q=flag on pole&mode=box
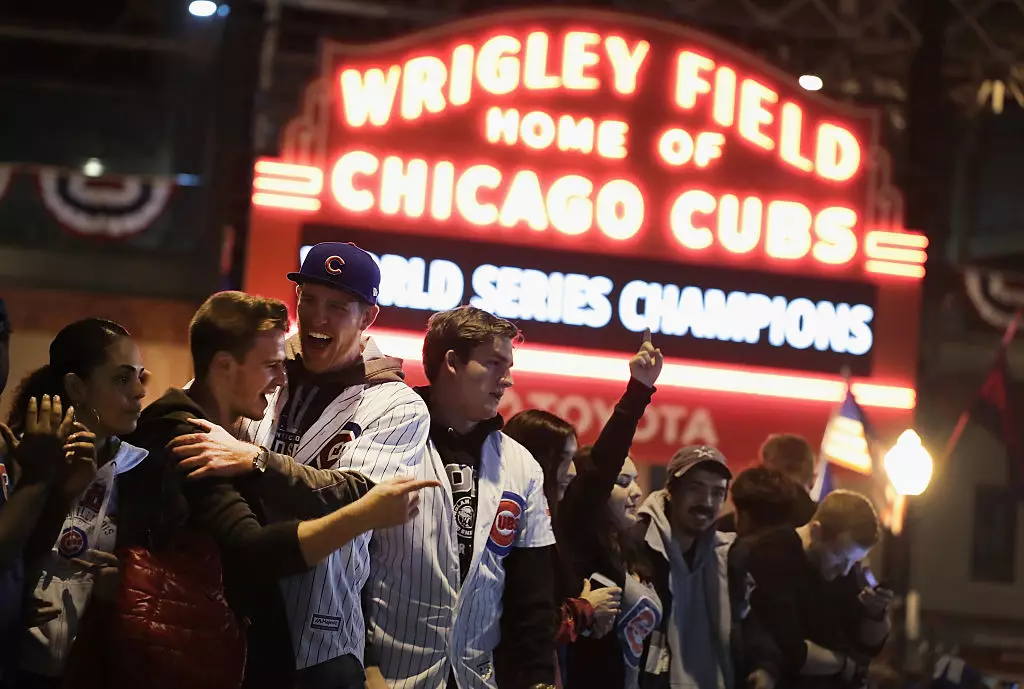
[969,349,1023,494]
[820,386,874,469]
[813,383,905,530]
[809,449,835,502]
[943,309,1022,496]
[813,386,872,501]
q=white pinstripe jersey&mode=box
[242,344,430,672]
[365,430,555,689]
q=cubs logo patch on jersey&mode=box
[58,526,89,559]
[487,491,525,557]
[316,422,363,470]
[619,597,661,668]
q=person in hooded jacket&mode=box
[161,245,437,689]
[116,291,433,689]
[636,445,781,689]
[364,305,556,689]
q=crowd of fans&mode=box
[0,241,918,689]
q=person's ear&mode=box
[210,351,236,380]
[360,304,379,331]
[809,520,824,545]
[63,372,88,407]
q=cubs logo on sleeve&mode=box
[487,491,525,557]
[316,421,363,470]
[618,597,661,669]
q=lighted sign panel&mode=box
[301,225,877,375]
[254,10,931,280]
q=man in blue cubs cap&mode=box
[286,242,382,374]
[168,242,434,689]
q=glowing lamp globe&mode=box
[799,74,824,91]
[189,0,218,17]
[884,430,933,497]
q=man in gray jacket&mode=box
[637,446,779,689]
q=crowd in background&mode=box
[0,241,984,689]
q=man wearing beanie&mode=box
[636,445,780,689]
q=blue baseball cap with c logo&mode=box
[287,242,380,305]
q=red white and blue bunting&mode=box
[965,267,1024,329]
[37,168,173,239]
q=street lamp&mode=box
[884,430,933,497]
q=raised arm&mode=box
[169,389,431,515]
[559,330,662,522]
[141,413,434,576]
[0,397,73,571]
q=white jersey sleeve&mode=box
[336,383,430,483]
[511,445,556,550]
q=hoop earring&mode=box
[72,403,101,429]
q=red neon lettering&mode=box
[486,107,628,159]
[765,201,812,259]
[597,121,629,159]
[670,190,715,250]
[674,51,715,110]
[331,151,378,212]
[380,157,428,217]
[812,208,858,264]
[477,35,522,95]
[713,67,737,127]
[738,79,777,151]
[657,129,725,168]
[671,51,863,180]
[816,123,861,182]
[521,111,557,149]
[339,66,400,128]
[400,57,447,121]
[595,180,644,240]
[557,116,595,154]
[779,103,813,172]
[328,150,643,241]
[431,161,456,220]
[449,44,475,106]
[717,195,762,254]
[500,171,548,230]
[524,32,561,90]
[339,31,651,130]
[562,32,600,90]
[548,175,594,235]
[603,36,650,95]
[455,164,502,225]
[668,189,860,266]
